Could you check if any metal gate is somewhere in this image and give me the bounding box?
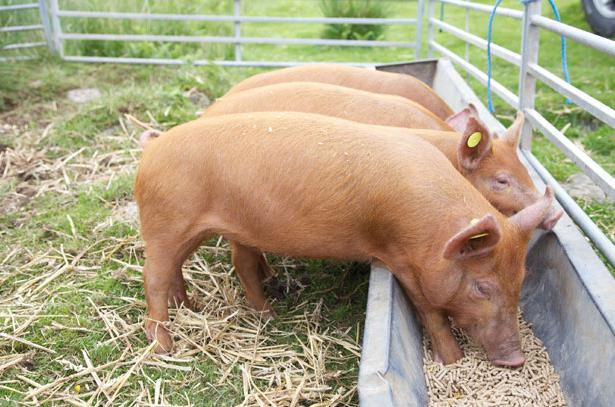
[1,0,614,266]
[426,0,615,266]
[10,0,424,66]
[0,0,52,61]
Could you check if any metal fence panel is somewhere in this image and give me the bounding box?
[0,0,49,59]
[426,0,615,267]
[45,0,422,66]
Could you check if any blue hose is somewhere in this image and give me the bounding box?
[486,0,571,113]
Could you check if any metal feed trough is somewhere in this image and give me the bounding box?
[358,58,615,407]
[358,0,615,405]
[2,1,614,405]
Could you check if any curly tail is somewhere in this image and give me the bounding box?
[139,129,162,148]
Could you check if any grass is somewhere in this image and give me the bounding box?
[0,60,368,405]
[0,0,613,404]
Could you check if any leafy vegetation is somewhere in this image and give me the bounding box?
[320,0,390,40]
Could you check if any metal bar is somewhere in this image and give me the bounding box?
[2,41,46,50]
[427,0,435,58]
[464,6,470,80]
[0,55,37,62]
[0,3,38,12]
[61,55,383,67]
[233,0,241,62]
[59,33,416,48]
[38,0,54,53]
[415,0,425,59]
[430,18,521,66]
[49,0,63,56]
[525,108,615,200]
[528,63,615,129]
[518,0,541,150]
[430,41,519,108]
[524,151,615,267]
[55,10,417,25]
[0,24,43,33]
[440,0,523,19]
[531,15,615,57]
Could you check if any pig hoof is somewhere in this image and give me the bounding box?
[145,321,174,354]
[255,303,277,319]
[168,294,192,310]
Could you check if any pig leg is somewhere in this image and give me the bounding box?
[143,250,177,354]
[257,252,276,281]
[230,241,275,315]
[420,309,464,364]
[168,267,191,309]
[167,238,206,310]
[390,266,463,364]
[143,232,207,353]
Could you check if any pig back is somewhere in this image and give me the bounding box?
[204,82,451,132]
[137,112,490,260]
[225,64,454,120]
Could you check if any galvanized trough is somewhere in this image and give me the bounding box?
[357,59,615,407]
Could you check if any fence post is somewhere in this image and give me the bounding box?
[426,0,435,58]
[415,0,424,59]
[518,0,542,151]
[49,0,63,57]
[38,0,54,54]
[234,0,241,62]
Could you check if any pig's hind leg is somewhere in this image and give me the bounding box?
[257,252,276,281]
[231,241,275,316]
[143,232,208,354]
[167,236,206,311]
[143,245,179,354]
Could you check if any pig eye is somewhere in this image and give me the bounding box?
[493,174,511,191]
[473,280,492,299]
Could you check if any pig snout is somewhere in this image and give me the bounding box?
[486,336,525,367]
[490,349,526,367]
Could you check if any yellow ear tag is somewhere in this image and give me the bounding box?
[467,132,482,148]
[469,218,488,239]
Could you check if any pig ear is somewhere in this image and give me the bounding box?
[443,214,502,260]
[501,112,524,147]
[457,117,493,171]
[510,186,554,234]
[445,106,474,133]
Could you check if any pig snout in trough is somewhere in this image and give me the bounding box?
[135,112,553,366]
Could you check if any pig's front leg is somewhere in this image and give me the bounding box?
[391,267,463,365]
[420,309,464,364]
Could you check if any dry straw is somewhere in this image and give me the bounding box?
[0,118,359,406]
